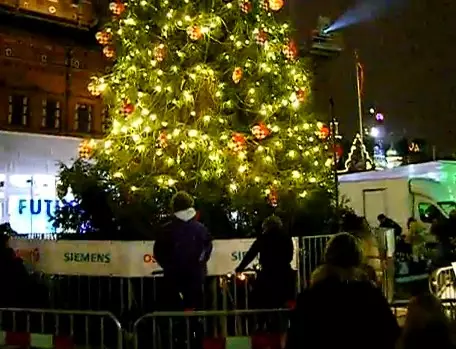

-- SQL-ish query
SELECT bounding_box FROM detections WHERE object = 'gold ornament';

[268,0,284,11]
[78,139,96,159]
[232,67,243,84]
[103,46,115,59]
[187,26,203,40]
[153,44,167,62]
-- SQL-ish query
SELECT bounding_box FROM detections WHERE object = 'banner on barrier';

[10,238,299,277]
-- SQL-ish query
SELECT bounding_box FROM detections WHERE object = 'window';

[438,201,456,216]
[74,104,92,132]
[42,99,60,129]
[418,202,444,223]
[8,95,29,126]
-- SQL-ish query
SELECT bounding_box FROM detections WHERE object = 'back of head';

[0,233,10,250]
[171,191,194,213]
[324,233,362,269]
[402,294,453,349]
[262,215,284,235]
[341,212,370,239]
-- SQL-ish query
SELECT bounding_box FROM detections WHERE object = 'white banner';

[10,238,299,277]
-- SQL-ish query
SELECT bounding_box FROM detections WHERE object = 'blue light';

[324,0,408,33]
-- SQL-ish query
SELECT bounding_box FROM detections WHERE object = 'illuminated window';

[42,99,60,129]
[74,103,92,132]
[8,94,29,126]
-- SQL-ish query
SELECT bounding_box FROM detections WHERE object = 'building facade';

[0,1,107,235]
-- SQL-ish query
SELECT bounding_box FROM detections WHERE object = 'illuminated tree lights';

[78,0,334,217]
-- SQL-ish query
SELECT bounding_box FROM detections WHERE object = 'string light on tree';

[60,0,334,233]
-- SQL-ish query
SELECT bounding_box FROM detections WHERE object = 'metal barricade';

[0,308,122,349]
[37,274,265,315]
[430,266,456,300]
[300,235,332,289]
[133,309,290,349]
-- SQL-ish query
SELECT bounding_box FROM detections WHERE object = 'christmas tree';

[56,0,334,237]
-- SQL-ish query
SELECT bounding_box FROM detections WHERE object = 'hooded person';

[153,191,213,310]
[287,233,400,349]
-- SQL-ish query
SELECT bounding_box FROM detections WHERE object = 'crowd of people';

[153,192,456,349]
[2,190,456,349]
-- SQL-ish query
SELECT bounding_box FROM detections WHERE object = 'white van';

[339,161,456,233]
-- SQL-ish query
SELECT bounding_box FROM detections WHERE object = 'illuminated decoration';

[373,145,387,170]
[96,31,112,45]
[296,88,306,102]
[268,0,284,11]
[386,145,403,169]
[251,122,270,140]
[187,26,203,40]
[61,0,334,223]
[255,29,268,45]
[109,1,125,16]
[409,142,420,153]
[232,67,243,84]
[87,77,107,97]
[240,0,253,13]
[283,40,298,60]
[78,139,96,159]
[339,133,374,173]
[375,113,384,122]
[153,44,167,62]
[318,124,330,140]
[103,46,115,59]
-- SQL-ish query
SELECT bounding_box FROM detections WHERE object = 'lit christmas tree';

[56,0,334,236]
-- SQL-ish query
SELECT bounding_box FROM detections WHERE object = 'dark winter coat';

[154,217,213,282]
[0,248,32,307]
[236,228,294,273]
[287,264,400,349]
[236,229,295,308]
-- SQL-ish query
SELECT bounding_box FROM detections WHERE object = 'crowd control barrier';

[0,308,122,349]
[299,234,332,289]
[133,308,290,349]
[430,266,456,300]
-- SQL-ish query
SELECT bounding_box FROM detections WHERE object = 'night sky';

[288,0,456,155]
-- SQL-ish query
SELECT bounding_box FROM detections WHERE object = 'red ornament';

[158,131,168,148]
[334,144,343,162]
[232,67,243,84]
[231,133,246,152]
[318,124,330,140]
[153,44,166,62]
[251,122,270,140]
[95,31,112,46]
[109,1,125,16]
[103,46,115,59]
[268,188,278,207]
[283,40,298,60]
[240,0,252,13]
[187,26,203,40]
[296,87,307,102]
[255,30,268,45]
[122,101,135,115]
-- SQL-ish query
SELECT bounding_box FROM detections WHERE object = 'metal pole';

[329,98,339,210]
[355,50,364,152]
